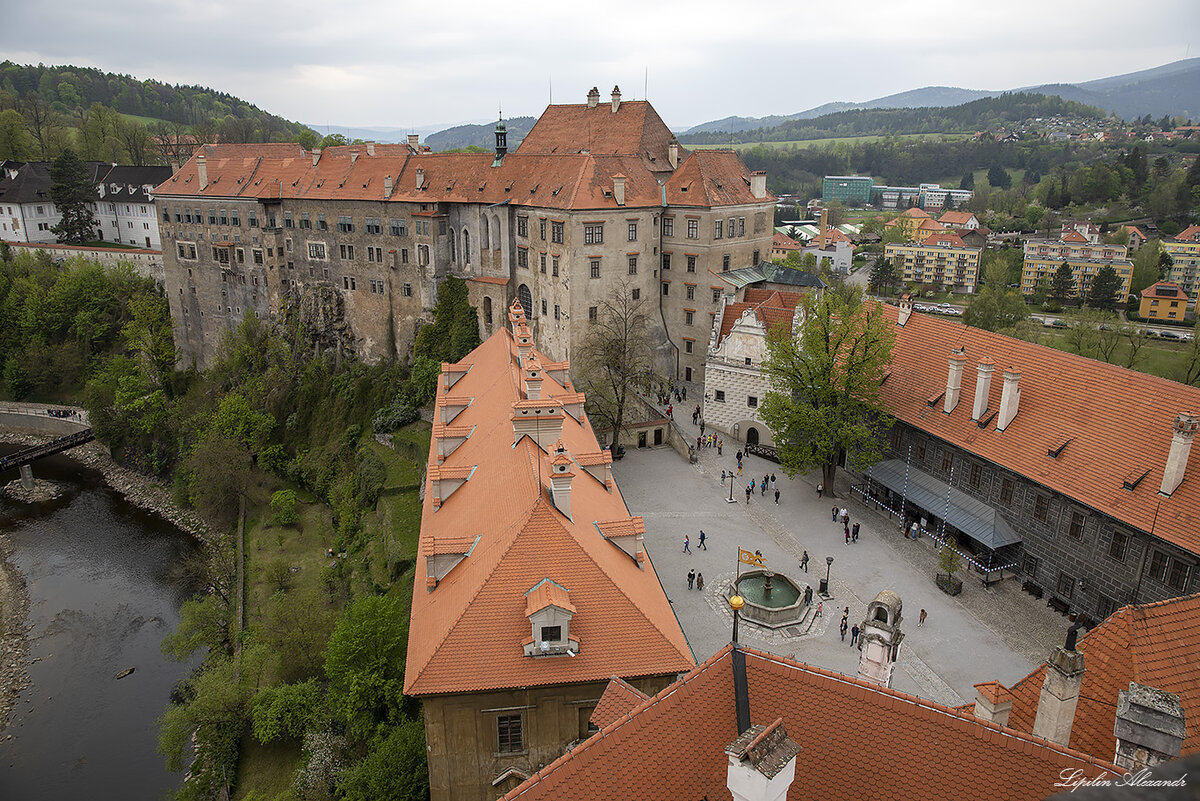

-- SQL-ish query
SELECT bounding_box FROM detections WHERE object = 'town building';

[1139,280,1190,322]
[92,165,172,249]
[499,643,1120,801]
[1163,225,1200,299]
[1021,231,1133,299]
[821,174,874,205]
[405,299,694,800]
[1120,224,1149,251]
[884,232,981,292]
[820,175,973,210]
[769,231,802,261]
[151,87,776,382]
[938,210,980,229]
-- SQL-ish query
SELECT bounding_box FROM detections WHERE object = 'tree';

[1050,261,1076,305]
[121,292,175,390]
[1086,265,1123,312]
[576,282,655,452]
[324,594,409,741]
[1122,323,1150,370]
[938,535,962,593]
[271,489,299,526]
[987,165,1012,189]
[0,108,33,161]
[962,286,1030,332]
[49,150,97,244]
[1180,321,1200,386]
[868,255,896,294]
[759,287,895,494]
[959,171,975,191]
[250,679,323,744]
[338,719,429,801]
[1130,241,1166,298]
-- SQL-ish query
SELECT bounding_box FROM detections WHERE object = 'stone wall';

[7,242,164,285]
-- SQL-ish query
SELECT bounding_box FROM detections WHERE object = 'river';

[0,448,200,800]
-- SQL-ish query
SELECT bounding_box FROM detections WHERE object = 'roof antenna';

[549,74,553,105]
[644,66,648,101]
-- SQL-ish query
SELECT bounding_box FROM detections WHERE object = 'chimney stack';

[996,369,1021,431]
[945,348,967,414]
[587,86,600,108]
[668,139,679,170]
[384,174,393,198]
[972,359,995,421]
[169,159,180,174]
[750,171,767,199]
[549,440,575,519]
[408,133,420,150]
[350,149,360,163]
[524,358,545,400]
[1160,412,1198,496]
[897,293,913,326]
[312,148,322,167]
[819,208,829,248]
[613,174,626,207]
[366,141,375,156]
[196,154,208,190]
[724,718,801,801]
[416,167,425,190]
[611,85,621,113]
[1031,635,1086,748]
[515,324,533,364]
[972,682,1014,728]
[1113,682,1185,773]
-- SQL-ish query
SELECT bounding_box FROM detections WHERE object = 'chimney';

[196,154,208,190]
[169,159,180,174]
[524,358,544,400]
[897,293,913,326]
[408,133,420,150]
[416,167,425,190]
[515,324,533,363]
[1160,412,1198,496]
[366,141,375,156]
[972,682,1014,728]
[724,718,801,801]
[996,368,1021,431]
[1031,633,1086,748]
[668,139,679,170]
[750,171,767,199]
[1113,683,1185,773]
[587,86,600,108]
[972,359,995,421]
[384,174,393,198]
[819,208,829,248]
[312,148,321,167]
[350,149,360,163]
[611,85,621,113]
[613,174,626,207]
[945,348,967,414]
[549,440,575,519]
[512,401,564,449]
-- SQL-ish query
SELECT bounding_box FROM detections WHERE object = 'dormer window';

[523,578,580,657]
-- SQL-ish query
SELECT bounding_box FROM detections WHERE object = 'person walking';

[840,618,848,641]
[919,609,927,627]
[774,488,780,504]
[687,569,695,589]
[692,409,698,425]
[717,438,723,456]
[696,572,704,591]
[840,507,849,525]
[749,478,755,493]
[770,474,777,490]
[817,482,823,499]
[851,522,860,542]
[800,550,809,572]
[667,404,673,418]
[683,535,691,554]
[700,420,706,437]
[762,474,769,495]
[815,601,823,618]
[697,435,702,451]
[851,624,860,646]
[745,484,752,502]
[910,520,919,540]
[831,506,838,522]
[845,525,850,545]
[698,530,707,550]
[736,449,743,464]
[682,386,687,401]
[736,462,743,476]
[721,469,727,482]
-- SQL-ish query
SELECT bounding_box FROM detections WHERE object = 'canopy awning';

[865,459,1022,550]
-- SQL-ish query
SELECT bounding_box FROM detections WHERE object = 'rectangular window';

[369,246,383,262]
[390,218,407,236]
[231,210,240,227]
[540,219,547,240]
[554,304,560,320]
[497,715,523,754]
[337,215,354,232]
[219,209,228,225]
[317,214,327,230]
[747,396,758,408]
[714,220,723,240]
[969,463,982,488]
[662,253,671,270]
[402,282,412,296]
[209,209,217,225]
[685,310,694,325]
[1108,531,1128,561]
[1000,478,1013,504]
[715,390,725,402]
[739,217,746,236]
[552,257,559,276]
[517,248,528,269]
[284,211,293,228]
[711,289,721,303]
[541,298,547,316]
[916,442,926,461]
[628,222,638,241]
[662,282,669,296]
[300,213,312,229]
[728,217,735,236]
[401,248,409,264]
[248,211,258,228]
[517,216,528,237]
[1068,512,1084,540]
[684,340,693,354]
[342,276,356,291]
[687,219,698,239]
[584,224,603,244]
[941,452,952,472]
[340,244,355,260]
[722,254,730,271]
[589,306,598,321]
[174,207,182,222]
[236,248,245,264]
[540,253,547,273]
[1022,554,1038,578]
[551,221,564,243]
[253,249,264,265]
[308,243,326,259]
[540,626,561,643]
[663,217,674,237]
[628,255,638,275]
[686,285,695,300]
[1167,560,1190,592]
[1034,495,1048,522]
[1057,573,1074,599]
[590,258,601,278]
[631,288,640,300]
[1149,550,1168,582]
[1095,595,1118,621]
[365,217,381,234]
[686,255,696,273]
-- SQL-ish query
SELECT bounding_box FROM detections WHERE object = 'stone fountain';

[728,568,808,628]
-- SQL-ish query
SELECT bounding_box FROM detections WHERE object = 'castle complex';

[151,87,775,382]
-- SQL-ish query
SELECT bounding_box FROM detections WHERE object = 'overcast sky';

[4,0,1198,133]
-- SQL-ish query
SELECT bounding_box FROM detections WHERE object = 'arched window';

[483,296,493,325]
[449,229,457,262]
[463,229,470,264]
[492,215,500,249]
[480,219,489,250]
[517,284,532,319]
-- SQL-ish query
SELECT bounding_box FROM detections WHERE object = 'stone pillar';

[857,590,904,688]
[1160,412,1198,496]
[1113,682,1185,772]
[1031,645,1085,748]
[19,463,33,490]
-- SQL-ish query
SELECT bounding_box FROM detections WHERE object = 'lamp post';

[819,556,834,597]
[727,469,736,503]
[730,594,744,644]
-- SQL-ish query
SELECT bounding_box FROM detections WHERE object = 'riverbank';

[0,430,209,734]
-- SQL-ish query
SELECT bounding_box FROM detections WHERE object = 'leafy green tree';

[1086,265,1123,312]
[48,150,97,244]
[939,535,962,581]
[868,255,896,294]
[324,594,409,741]
[251,679,323,743]
[162,592,234,660]
[338,719,429,801]
[0,108,33,160]
[963,286,1030,332]
[121,292,175,389]
[211,391,275,451]
[987,165,1012,189]
[270,489,299,526]
[1180,321,1200,386]
[262,585,337,683]
[1050,261,1076,304]
[759,287,895,493]
[959,171,975,191]
[1130,241,1166,298]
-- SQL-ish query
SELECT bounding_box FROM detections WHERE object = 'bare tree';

[1123,323,1150,370]
[21,93,56,159]
[576,280,655,452]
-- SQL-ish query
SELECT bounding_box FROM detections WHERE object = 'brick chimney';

[366,141,375,156]
[611,85,621,113]
[416,167,425,189]
[384,174,393,199]
[311,148,321,167]
[972,359,995,421]
[945,348,967,414]
[668,139,679,170]
[972,681,1014,727]
[587,86,600,108]
[1113,682,1185,773]
[1160,412,1198,496]
[750,171,767,199]
[1031,634,1086,748]
[996,368,1021,432]
[196,154,208,190]
[549,440,575,519]
[724,718,801,801]
[897,293,913,326]
[613,174,626,206]
[408,133,420,150]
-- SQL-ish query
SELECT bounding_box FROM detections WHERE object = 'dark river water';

[0,449,201,800]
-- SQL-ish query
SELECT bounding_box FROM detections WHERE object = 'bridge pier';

[19,463,34,490]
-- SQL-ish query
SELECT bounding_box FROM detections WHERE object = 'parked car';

[1158,330,1181,340]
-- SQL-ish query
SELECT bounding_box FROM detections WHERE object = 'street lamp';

[730,594,744,644]
[727,469,736,503]
[819,556,834,597]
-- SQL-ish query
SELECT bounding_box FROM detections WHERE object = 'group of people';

[696,433,722,453]
[684,531,708,592]
[839,607,860,646]
[686,569,705,591]
[738,471,780,504]
[833,506,860,544]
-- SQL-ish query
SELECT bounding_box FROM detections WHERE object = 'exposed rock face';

[280,284,358,364]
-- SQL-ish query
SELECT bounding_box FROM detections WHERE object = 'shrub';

[373,401,419,433]
[270,489,299,526]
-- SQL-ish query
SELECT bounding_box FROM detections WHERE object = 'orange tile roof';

[1176,225,1200,242]
[1061,231,1089,243]
[524,578,576,616]
[404,327,694,697]
[1142,281,1189,300]
[899,207,933,219]
[960,593,1200,759]
[516,98,677,163]
[920,231,969,248]
[717,289,805,343]
[773,232,801,249]
[589,676,649,729]
[502,646,1118,801]
[879,304,1200,554]
[938,211,976,225]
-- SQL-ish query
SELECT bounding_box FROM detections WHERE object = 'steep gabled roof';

[717,289,804,343]
[919,231,969,248]
[589,676,649,729]
[502,646,1118,801]
[516,98,677,167]
[938,210,977,226]
[664,149,775,207]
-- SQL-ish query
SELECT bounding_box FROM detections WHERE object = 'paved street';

[613,422,1074,707]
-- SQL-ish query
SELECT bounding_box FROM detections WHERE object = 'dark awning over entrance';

[864,459,1022,550]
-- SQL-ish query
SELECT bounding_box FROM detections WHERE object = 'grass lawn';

[691,132,971,152]
[1034,328,1193,383]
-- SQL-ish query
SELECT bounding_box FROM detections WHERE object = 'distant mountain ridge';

[424,117,537,152]
[682,59,1200,136]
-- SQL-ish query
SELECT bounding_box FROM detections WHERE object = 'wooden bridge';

[0,428,95,474]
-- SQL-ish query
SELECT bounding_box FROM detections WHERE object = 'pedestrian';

[762,474,769,494]
[737,462,743,476]
[717,439,723,456]
[683,535,691,554]
[750,478,755,492]
[831,506,838,522]
[667,404,673,418]
[700,420,706,437]
[688,569,695,589]
[695,404,701,420]
[745,485,752,502]
[800,550,809,572]
[698,530,707,550]
[919,609,927,627]
[817,482,823,498]
[845,526,850,545]
[774,488,780,504]
[841,507,849,525]
[697,435,702,451]
[696,572,704,591]
[851,624,859,646]
[721,469,726,482]
[852,522,860,542]
[840,619,848,641]
[692,409,698,425]
[770,474,777,490]
[816,601,823,618]
[910,521,919,540]
[736,449,743,463]
[682,386,687,401]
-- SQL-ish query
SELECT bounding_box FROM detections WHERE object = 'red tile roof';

[1176,225,1200,242]
[960,593,1200,759]
[919,231,968,248]
[879,304,1200,555]
[938,211,977,226]
[1142,281,1189,300]
[516,99,676,164]
[502,646,1118,801]
[404,325,694,697]
[589,676,649,729]
[772,231,801,250]
[1061,231,1089,243]
[717,289,804,343]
